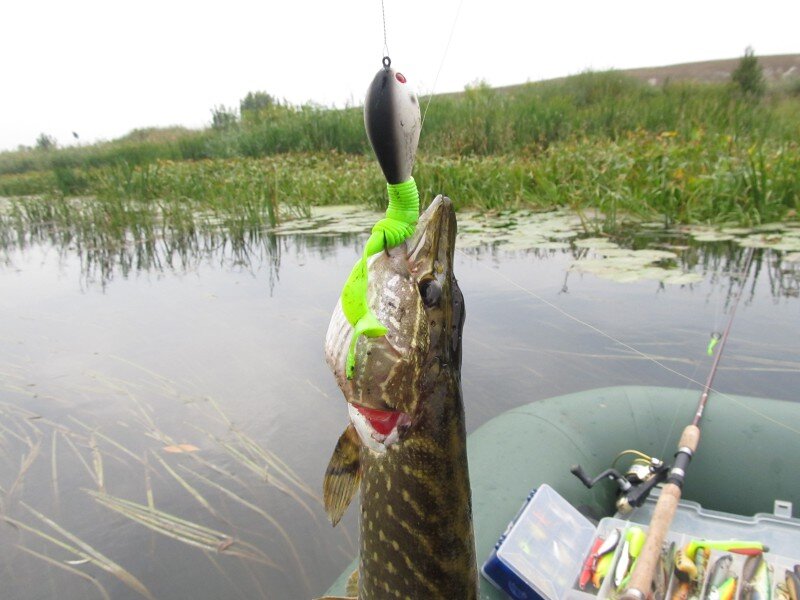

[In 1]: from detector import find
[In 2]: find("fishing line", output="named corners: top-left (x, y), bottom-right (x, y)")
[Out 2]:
top-left (421, 0), bottom-right (464, 131)
top-left (457, 248), bottom-right (800, 437)
top-left (380, 0), bottom-right (390, 61)
top-left (376, 0), bottom-right (463, 130)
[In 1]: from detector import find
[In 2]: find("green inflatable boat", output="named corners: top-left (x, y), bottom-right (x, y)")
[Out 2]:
top-left (325, 386), bottom-right (800, 598)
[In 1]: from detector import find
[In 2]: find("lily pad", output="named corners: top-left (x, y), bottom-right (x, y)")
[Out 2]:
top-left (574, 237), bottom-right (620, 250)
top-left (547, 230), bottom-right (579, 240)
top-left (456, 234), bottom-right (489, 249)
top-left (602, 270), bottom-right (647, 283)
top-left (736, 236), bottom-right (775, 249)
top-left (735, 233), bottom-right (800, 249)
top-left (529, 241), bottom-right (572, 250)
top-left (661, 272), bottom-right (704, 285)
top-left (691, 232), bottom-right (736, 242)
top-left (720, 227), bottom-right (754, 235)
top-left (753, 223), bottom-right (787, 232)
top-left (628, 249), bottom-right (678, 261)
top-left (771, 239), bottom-right (800, 252)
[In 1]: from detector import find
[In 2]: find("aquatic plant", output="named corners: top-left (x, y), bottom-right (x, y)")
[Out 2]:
top-left (0, 359), bottom-right (333, 599)
top-left (1, 71), bottom-right (798, 252)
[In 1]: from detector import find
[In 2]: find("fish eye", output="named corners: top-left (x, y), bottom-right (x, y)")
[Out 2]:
top-left (395, 72), bottom-right (407, 84)
top-left (418, 278), bottom-right (441, 308)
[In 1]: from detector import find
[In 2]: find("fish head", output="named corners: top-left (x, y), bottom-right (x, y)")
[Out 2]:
top-left (325, 195), bottom-right (463, 452)
top-left (364, 65), bottom-right (421, 184)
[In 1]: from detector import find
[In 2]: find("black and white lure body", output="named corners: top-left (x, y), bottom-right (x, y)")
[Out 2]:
top-left (363, 61), bottom-right (421, 184)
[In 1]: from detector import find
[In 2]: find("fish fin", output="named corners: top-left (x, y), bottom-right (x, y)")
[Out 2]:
top-left (345, 569), bottom-right (359, 596)
top-left (323, 424), bottom-right (362, 526)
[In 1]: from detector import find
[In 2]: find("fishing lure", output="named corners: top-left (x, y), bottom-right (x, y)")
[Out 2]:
top-left (617, 526), bottom-right (646, 590)
top-left (740, 554), bottom-right (773, 600)
top-left (339, 58), bottom-right (421, 378)
top-left (652, 542), bottom-right (675, 600)
top-left (675, 540), bottom-right (766, 580)
top-left (615, 536), bottom-right (632, 588)
top-left (593, 551), bottom-right (614, 589)
top-left (707, 332), bottom-right (721, 355)
top-left (712, 577), bottom-right (738, 600)
top-left (704, 555), bottom-right (737, 600)
top-left (580, 529), bottom-right (621, 589)
top-left (782, 568), bottom-right (800, 600)
top-left (580, 537), bottom-right (606, 589)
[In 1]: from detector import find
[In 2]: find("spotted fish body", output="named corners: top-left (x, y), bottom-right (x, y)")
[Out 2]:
top-left (322, 196), bottom-right (478, 600)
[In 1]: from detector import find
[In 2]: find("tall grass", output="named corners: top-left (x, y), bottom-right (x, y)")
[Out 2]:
top-left (3, 72), bottom-right (798, 175)
top-left (2, 132), bottom-right (798, 249)
top-left (1, 71), bottom-right (799, 228)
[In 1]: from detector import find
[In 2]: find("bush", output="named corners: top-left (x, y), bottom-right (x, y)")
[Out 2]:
top-left (731, 47), bottom-right (765, 98)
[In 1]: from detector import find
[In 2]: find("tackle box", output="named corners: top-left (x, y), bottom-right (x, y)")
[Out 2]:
top-left (482, 486), bottom-right (800, 600)
top-left (481, 484), bottom-right (597, 600)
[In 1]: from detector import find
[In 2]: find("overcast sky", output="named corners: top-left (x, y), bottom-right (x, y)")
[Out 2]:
top-left (1, 0), bottom-right (798, 152)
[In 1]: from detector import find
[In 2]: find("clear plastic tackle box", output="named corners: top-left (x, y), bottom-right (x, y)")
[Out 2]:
top-left (482, 485), bottom-right (800, 600)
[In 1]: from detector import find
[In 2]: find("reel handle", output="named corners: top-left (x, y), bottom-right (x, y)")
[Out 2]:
top-left (570, 465), bottom-right (631, 491)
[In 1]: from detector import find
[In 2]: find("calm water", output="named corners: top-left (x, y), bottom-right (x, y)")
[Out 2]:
top-left (0, 217), bottom-right (798, 599)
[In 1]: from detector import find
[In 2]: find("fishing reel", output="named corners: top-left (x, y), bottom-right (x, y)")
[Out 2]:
top-left (571, 450), bottom-right (669, 514)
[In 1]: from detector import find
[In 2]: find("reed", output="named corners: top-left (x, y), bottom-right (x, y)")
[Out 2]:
top-left (0, 364), bottom-right (326, 598)
top-left (0, 72), bottom-right (798, 252)
top-left (3, 71), bottom-right (798, 175)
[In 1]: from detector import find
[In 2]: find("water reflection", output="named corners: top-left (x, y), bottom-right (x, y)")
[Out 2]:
top-left (0, 206), bottom-right (798, 599)
top-left (2, 203), bottom-right (798, 299)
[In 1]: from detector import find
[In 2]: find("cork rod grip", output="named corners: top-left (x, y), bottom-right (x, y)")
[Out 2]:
top-left (678, 425), bottom-right (700, 452)
top-left (621, 424), bottom-right (699, 600)
top-left (620, 483), bottom-right (681, 600)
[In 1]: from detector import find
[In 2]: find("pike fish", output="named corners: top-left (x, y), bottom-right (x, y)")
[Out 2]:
top-left (321, 196), bottom-right (478, 600)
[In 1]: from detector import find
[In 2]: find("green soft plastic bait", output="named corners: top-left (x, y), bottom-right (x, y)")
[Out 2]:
top-left (340, 61), bottom-right (422, 378)
top-left (341, 178), bottom-right (420, 377)
top-left (707, 332), bottom-right (721, 356)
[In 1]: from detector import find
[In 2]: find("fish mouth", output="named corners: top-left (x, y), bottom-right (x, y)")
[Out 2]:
top-left (407, 195), bottom-right (456, 275)
top-left (347, 402), bottom-right (412, 453)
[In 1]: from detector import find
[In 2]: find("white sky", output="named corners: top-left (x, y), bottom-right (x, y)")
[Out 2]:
top-left (1, 0), bottom-right (798, 152)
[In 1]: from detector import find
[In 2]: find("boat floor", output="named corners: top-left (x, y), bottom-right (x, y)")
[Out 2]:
top-left (325, 386), bottom-right (800, 598)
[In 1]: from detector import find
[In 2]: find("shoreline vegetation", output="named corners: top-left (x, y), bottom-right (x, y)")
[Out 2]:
top-left (2, 62), bottom-right (800, 236)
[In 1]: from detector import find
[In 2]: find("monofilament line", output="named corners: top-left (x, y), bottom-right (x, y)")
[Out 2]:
top-left (457, 248), bottom-right (800, 437)
top-left (421, 0), bottom-right (464, 130)
top-left (381, 0), bottom-right (390, 60)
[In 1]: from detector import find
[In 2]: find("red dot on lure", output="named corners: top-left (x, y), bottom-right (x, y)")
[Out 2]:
top-left (395, 72), bottom-right (407, 84)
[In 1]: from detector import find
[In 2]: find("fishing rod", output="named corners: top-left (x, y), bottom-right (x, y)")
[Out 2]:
top-left (618, 247), bottom-right (756, 600)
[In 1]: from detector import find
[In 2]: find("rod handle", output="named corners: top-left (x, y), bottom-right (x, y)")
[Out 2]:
top-left (620, 482), bottom-right (682, 600)
top-left (678, 425), bottom-right (700, 452)
top-left (621, 424), bottom-right (699, 600)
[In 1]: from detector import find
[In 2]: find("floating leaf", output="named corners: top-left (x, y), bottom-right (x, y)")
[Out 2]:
top-left (662, 272), bottom-right (704, 285)
top-left (753, 223), bottom-right (786, 232)
top-left (772, 240), bottom-right (800, 252)
top-left (736, 237), bottom-right (772, 248)
top-left (629, 249), bottom-right (678, 261)
top-left (530, 241), bottom-right (572, 250)
top-left (574, 237), bottom-right (619, 249)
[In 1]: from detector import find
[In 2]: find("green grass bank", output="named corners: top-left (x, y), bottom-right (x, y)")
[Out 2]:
top-left (1, 71), bottom-right (799, 231)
